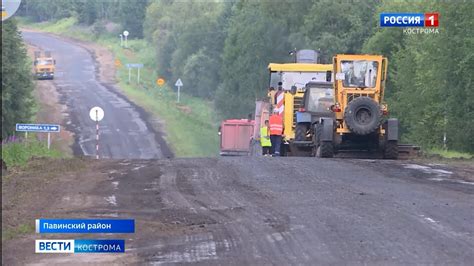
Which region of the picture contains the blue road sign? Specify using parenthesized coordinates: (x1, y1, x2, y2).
(16, 123, 61, 133)
(125, 63, 144, 68)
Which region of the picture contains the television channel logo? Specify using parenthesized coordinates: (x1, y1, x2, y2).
(35, 239, 125, 253)
(35, 240, 74, 253)
(380, 13, 439, 27)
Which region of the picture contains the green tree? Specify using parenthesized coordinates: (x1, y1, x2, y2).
(116, 0, 148, 38)
(1, 19, 35, 139)
(144, 1, 228, 98)
(363, 1, 474, 152)
(302, 0, 379, 62)
(216, 2, 289, 118)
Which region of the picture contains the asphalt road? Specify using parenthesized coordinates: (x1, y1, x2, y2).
(63, 157, 471, 265)
(22, 31, 170, 159)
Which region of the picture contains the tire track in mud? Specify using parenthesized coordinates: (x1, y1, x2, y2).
(145, 158, 314, 264)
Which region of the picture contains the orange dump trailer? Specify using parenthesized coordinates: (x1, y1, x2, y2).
(219, 119, 254, 156)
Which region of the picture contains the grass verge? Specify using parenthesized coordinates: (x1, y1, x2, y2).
(20, 17, 219, 157)
(425, 148, 473, 160)
(2, 139, 63, 168)
(2, 223, 35, 241)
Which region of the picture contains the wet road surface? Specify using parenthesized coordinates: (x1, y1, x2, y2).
(17, 157, 470, 265)
(22, 31, 170, 159)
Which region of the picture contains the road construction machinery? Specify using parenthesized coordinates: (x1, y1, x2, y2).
(266, 49, 333, 156)
(308, 54, 399, 159)
(219, 119, 255, 156)
(291, 81, 335, 155)
(34, 51, 56, 80)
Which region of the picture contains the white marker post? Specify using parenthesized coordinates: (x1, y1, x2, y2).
(175, 78, 183, 103)
(123, 30, 129, 48)
(47, 132, 51, 149)
(89, 107, 105, 159)
(119, 34, 123, 47)
(137, 68, 140, 84)
(128, 67, 131, 83)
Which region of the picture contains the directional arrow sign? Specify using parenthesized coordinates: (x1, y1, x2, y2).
(125, 63, 144, 68)
(16, 123, 61, 133)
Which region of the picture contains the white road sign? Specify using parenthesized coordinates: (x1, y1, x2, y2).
(175, 78, 183, 87)
(89, 107, 105, 122)
(123, 30, 129, 37)
(16, 123, 60, 133)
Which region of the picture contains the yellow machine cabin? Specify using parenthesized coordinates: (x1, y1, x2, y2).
(34, 51, 56, 80)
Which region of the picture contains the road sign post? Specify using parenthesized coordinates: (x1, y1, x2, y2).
(89, 107, 105, 159)
(123, 31, 129, 48)
(95, 110, 98, 159)
(16, 123, 61, 149)
(125, 63, 144, 84)
(47, 133, 51, 149)
(175, 78, 183, 103)
(178, 86, 181, 103)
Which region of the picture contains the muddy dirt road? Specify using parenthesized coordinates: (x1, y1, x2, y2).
(3, 157, 473, 265)
(21, 31, 171, 159)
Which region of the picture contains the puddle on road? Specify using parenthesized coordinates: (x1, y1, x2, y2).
(104, 195, 117, 206)
(403, 164, 453, 176)
(145, 232, 234, 264)
(94, 212, 119, 218)
(403, 164, 474, 185)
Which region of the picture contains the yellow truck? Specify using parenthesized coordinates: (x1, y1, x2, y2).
(34, 51, 56, 80)
(2, 5, 7, 19)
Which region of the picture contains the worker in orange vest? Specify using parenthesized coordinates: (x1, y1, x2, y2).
(269, 109, 284, 156)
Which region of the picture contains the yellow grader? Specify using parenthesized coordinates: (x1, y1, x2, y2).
(296, 54, 399, 159)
